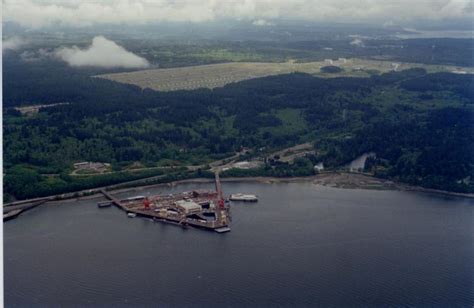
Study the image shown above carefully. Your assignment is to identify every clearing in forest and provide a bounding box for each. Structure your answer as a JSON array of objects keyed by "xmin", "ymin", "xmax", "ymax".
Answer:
[{"xmin": 96, "ymin": 59, "xmax": 473, "ymax": 92}]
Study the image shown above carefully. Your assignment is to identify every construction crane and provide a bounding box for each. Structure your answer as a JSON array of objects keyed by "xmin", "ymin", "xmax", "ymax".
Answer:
[
  {"xmin": 214, "ymin": 171, "xmax": 225, "ymax": 209},
  {"xmin": 143, "ymin": 197, "xmax": 151, "ymax": 210},
  {"xmin": 214, "ymin": 171, "xmax": 230, "ymax": 226}
]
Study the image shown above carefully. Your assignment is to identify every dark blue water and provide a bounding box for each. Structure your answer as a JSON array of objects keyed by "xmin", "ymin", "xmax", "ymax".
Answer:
[{"xmin": 4, "ymin": 182, "xmax": 474, "ymax": 306}]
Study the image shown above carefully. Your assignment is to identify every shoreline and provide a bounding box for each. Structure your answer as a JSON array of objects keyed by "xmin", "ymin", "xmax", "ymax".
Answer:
[
  {"xmin": 85, "ymin": 172, "xmax": 474, "ymax": 200},
  {"xmin": 6, "ymin": 172, "xmax": 474, "ymax": 210}
]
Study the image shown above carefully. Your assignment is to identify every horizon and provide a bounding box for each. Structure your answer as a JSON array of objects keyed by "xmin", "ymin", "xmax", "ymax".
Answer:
[{"xmin": 3, "ymin": 0, "xmax": 473, "ymax": 29}]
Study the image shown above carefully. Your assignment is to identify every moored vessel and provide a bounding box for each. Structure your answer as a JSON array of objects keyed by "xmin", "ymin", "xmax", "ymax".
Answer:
[{"xmin": 229, "ymin": 193, "xmax": 258, "ymax": 202}]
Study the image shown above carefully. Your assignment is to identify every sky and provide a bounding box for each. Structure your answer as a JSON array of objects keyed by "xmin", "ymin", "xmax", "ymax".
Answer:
[{"xmin": 2, "ymin": 0, "xmax": 473, "ymax": 29}]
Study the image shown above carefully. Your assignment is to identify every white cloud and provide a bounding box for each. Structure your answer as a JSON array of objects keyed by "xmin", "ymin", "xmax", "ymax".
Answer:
[
  {"xmin": 252, "ymin": 19, "xmax": 275, "ymax": 26},
  {"xmin": 383, "ymin": 20, "xmax": 396, "ymax": 28},
  {"xmin": 20, "ymin": 48, "xmax": 54, "ymax": 62},
  {"xmin": 350, "ymin": 38, "xmax": 364, "ymax": 46},
  {"xmin": 2, "ymin": 37, "xmax": 26, "ymax": 51},
  {"xmin": 2, "ymin": 0, "xmax": 473, "ymax": 28},
  {"xmin": 54, "ymin": 36, "xmax": 150, "ymax": 68}
]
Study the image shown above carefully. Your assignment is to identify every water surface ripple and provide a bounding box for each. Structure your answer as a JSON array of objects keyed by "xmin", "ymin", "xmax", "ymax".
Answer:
[{"xmin": 5, "ymin": 182, "xmax": 474, "ymax": 306}]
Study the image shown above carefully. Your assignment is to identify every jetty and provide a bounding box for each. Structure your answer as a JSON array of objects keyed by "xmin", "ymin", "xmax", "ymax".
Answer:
[
  {"xmin": 99, "ymin": 172, "xmax": 231, "ymax": 233},
  {"xmin": 3, "ymin": 200, "xmax": 47, "ymax": 221}
]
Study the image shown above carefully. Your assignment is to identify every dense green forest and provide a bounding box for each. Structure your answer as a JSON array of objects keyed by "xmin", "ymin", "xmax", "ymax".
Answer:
[
  {"xmin": 3, "ymin": 50, "xmax": 474, "ymax": 200},
  {"xmin": 4, "ymin": 37, "xmax": 473, "ymax": 108}
]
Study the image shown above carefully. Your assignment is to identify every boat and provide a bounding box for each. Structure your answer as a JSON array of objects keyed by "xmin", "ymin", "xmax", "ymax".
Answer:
[
  {"xmin": 127, "ymin": 213, "xmax": 137, "ymax": 218},
  {"xmin": 123, "ymin": 195, "xmax": 146, "ymax": 201},
  {"xmin": 229, "ymin": 193, "xmax": 258, "ymax": 202},
  {"xmin": 97, "ymin": 201, "xmax": 112, "ymax": 208},
  {"xmin": 215, "ymin": 227, "xmax": 231, "ymax": 233}
]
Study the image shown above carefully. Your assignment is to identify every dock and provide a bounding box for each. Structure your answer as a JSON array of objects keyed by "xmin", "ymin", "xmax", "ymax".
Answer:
[
  {"xmin": 3, "ymin": 209, "xmax": 24, "ymax": 222},
  {"xmin": 3, "ymin": 200, "xmax": 47, "ymax": 221},
  {"xmin": 99, "ymin": 172, "xmax": 231, "ymax": 233}
]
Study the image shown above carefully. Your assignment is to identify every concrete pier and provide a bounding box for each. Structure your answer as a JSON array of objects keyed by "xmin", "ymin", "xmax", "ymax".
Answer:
[{"xmin": 99, "ymin": 189, "xmax": 231, "ymax": 233}]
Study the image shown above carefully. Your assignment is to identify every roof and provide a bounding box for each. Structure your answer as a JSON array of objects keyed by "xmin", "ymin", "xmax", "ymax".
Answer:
[{"xmin": 176, "ymin": 200, "xmax": 201, "ymax": 210}]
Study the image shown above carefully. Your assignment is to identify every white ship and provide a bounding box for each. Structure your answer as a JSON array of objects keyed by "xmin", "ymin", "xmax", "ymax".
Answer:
[{"xmin": 229, "ymin": 193, "xmax": 258, "ymax": 202}]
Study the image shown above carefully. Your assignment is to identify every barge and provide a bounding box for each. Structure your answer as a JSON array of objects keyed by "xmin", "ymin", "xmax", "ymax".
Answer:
[{"xmin": 229, "ymin": 193, "xmax": 258, "ymax": 202}]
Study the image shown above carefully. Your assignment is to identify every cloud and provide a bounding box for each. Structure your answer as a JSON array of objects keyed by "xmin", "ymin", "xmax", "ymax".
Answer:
[
  {"xmin": 383, "ymin": 20, "xmax": 396, "ymax": 27},
  {"xmin": 350, "ymin": 38, "xmax": 364, "ymax": 46},
  {"xmin": 252, "ymin": 19, "xmax": 275, "ymax": 26},
  {"xmin": 2, "ymin": 0, "xmax": 473, "ymax": 28},
  {"xmin": 20, "ymin": 48, "xmax": 54, "ymax": 62},
  {"xmin": 2, "ymin": 36, "xmax": 26, "ymax": 51},
  {"xmin": 54, "ymin": 36, "xmax": 150, "ymax": 69}
]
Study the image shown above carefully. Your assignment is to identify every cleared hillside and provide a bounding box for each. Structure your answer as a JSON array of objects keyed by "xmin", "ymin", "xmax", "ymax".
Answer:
[{"xmin": 95, "ymin": 58, "xmax": 472, "ymax": 91}]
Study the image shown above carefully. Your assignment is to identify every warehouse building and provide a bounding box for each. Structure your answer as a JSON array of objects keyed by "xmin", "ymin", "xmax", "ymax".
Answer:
[{"xmin": 175, "ymin": 200, "xmax": 202, "ymax": 214}]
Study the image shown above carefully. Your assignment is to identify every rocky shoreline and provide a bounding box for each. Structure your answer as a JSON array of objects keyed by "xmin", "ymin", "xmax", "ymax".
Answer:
[
  {"xmin": 5, "ymin": 172, "xmax": 473, "ymax": 213},
  {"xmin": 99, "ymin": 172, "xmax": 474, "ymax": 200}
]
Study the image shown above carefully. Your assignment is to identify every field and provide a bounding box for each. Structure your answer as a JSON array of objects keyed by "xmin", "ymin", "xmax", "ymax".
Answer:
[{"xmin": 96, "ymin": 58, "xmax": 473, "ymax": 92}]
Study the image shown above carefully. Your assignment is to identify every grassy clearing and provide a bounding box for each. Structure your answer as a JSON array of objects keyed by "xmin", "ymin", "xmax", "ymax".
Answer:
[
  {"xmin": 275, "ymin": 108, "xmax": 307, "ymax": 133},
  {"xmin": 98, "ymin": 58, "xmax": 473, "ymax": 92}
]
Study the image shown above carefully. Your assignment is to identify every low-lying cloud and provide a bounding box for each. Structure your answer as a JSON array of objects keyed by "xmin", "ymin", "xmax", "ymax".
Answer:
[
  {"xmin": 20, "ymin": 48, "xmax": 53, "ymax": 62},
  {"xmin": 2, "ymin": 36, "xmax": 26, "ymax": 51},
  {"xmin": 55, "ymin": 36, "xmax": 149, "ymax": 69},
  {"xmin": 350, "ymin": 38, "xmax": 364, "ymax": 47},
  {"xmin": 252, "ymin": 19, "xmax": 275, "ymax": 26},
  {"xmin": 3, "ymin": 0, "xmax": 473, "ymax": 28}
]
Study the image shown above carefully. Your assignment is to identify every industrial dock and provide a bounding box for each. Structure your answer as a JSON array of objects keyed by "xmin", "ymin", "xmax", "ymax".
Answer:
[{"xmin": 99, "ymin": 172, "xmax": 231, "ymax": 233}]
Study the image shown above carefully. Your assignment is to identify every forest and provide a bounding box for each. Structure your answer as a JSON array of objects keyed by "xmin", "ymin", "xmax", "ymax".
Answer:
[
  {"xmin": 122, "ymin": 37, "xmax": 474, "ymax": 68},
  {"xmin": 3, "ymin": 49, "xmax": 474, "ymax": 200}
]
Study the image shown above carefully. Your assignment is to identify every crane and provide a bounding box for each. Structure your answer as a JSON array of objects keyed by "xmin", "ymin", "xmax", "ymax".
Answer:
[
  {"xmin": 214, "ymin": 171, "xmax": 230, "ymax": 226},
  {"xmin": 143, "ymin": 197, "xmax": 151, "ymax": 210},
  {"xmin": 214, "ymin": 171, "xmax": 225, "ymax": 209}
]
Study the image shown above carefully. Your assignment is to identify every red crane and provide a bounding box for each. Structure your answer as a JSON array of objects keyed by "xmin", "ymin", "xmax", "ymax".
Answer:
[
  {"xmin": 215, "ymin": 172, "xmax": 225, "ymax": 209},
  {"xmin": 143, "ymin": 197, "xmax": 151, "ymax": 210}
]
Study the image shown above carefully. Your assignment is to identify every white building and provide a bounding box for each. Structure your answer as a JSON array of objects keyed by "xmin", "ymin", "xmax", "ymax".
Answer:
[
  {"xmin": 324, "ymin": 59, "xmax": 334, "ymax": 65},
  {"xmin": 175, "ymin": 200, "xmax": 202, "ymax": 214},
  {"xmin": 314, "ymin": 162, "xmax": 324, "ymax": 172}
]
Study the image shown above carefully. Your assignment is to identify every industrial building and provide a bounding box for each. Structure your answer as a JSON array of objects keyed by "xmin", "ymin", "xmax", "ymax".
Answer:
[{"xmin": 175, "ymin": 200, "xmax": 202, "ymax": 214}]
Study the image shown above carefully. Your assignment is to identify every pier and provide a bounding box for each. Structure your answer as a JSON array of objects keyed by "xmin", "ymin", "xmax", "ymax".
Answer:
[
  {"xmin": 99, "ymin": 172, "xmax": 231, "ymax": 233},
  {"xmin": 3, "ymin": 200, "xmax": 47, "ymax": 221}
]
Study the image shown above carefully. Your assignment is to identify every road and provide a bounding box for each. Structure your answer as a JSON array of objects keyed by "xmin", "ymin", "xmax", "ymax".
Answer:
[{"xmin": 4, "ymin": 143, "xmax": 313, "ymax": 207}]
